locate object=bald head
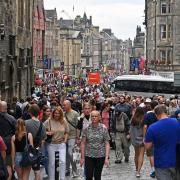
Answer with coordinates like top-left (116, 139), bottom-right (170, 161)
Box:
top-left (63, 100), bottom-right (72, 112)
top-left (0, 101), bottom-right (7, 112)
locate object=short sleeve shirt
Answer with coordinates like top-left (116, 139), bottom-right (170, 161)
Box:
top-left (25, 119), bottom-right (47, 146)
top-left (65, 110), bottom-right (79, 139)
top-left (44, 118), bottom-right (69, 144)
top-left (0, 136), bottom-right (6, 151)
top-left (82, 123), bottom-right (110, 158)
top-left (145, 118), bottom-right (180, 168)
top-left (144, 111), bottom-right (157, 128)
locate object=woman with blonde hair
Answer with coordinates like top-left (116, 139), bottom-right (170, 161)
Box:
top-left (44, 106), bottom-right (69, 180)
top-left (11, 118), bottom-right (33, 180)
top-left (130, 107), bottom-right (145, 178)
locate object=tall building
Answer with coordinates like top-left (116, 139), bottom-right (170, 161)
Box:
top-left (33, 0), bottom-right (45, 72)
top-left (145, 0), bottom-right (180, 73)
top-left (45, 8), bottom-right (60, 70)
top-left (0, 0), bottom-right (33, 101)
top-left (133, 26), bottom-right (145, 58)
top-left (58, 19), bottom-right (81, 76)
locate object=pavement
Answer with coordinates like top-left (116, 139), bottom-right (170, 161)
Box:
top-left (29, 146), bottom-right (156, 180)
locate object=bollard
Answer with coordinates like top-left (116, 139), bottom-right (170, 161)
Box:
top-left (55, 151), bottom-right (59, 180)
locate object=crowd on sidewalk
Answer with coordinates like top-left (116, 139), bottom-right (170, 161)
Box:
top-left (0, 79), bottom-right (180, 180)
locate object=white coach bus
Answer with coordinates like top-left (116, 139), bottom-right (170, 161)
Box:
top-left (112, 75), bottom-right (179, 94)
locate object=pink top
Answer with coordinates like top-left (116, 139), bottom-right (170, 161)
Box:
top-left (101, 111), bottom-right (109, 129)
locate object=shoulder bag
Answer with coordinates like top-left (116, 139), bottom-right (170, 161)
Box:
top-left (65, 114), bottom-right (77, 129)
top-left (45, 120), bottom-right (53, 143)
top-left (20, 133), bottom-right (40, 167)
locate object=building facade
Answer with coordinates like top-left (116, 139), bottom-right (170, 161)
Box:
top-left (132, 26), bottom-right (145, 58)
top-left (59, 28), bottom-right (81, 76)
top-left (145, 0), bottom-right (180, 72)
top-left (33, 0), bottom-right (45, 72)
top-left (45, 8), bottom-right (60, 70)
top-left (0, 0), bottom-right (33, 101)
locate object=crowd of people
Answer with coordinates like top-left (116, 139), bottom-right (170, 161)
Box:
top-left (0, 80), bottom-right (180, 180)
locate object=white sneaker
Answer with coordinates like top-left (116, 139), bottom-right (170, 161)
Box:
top-left (136, 173), bottom-right (140, 178)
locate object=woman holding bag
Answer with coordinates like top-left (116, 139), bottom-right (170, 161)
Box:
top-left (44, 106), bottom-right (69, 180)
top-left (11, 118), bottom-right (33, 180)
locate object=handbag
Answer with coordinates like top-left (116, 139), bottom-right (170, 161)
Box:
top-left (45, 120), bottom-right (53, 143)
top-left (20, 133), bottom-right (40, 167)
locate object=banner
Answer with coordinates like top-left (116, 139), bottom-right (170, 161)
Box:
top-left (87, 72), bottom-right (100, 85)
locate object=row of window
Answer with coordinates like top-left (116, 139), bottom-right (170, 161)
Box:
top-left (148, 24), bottom-right (172, 40)
top-left (161, 0), bottom-right (171, 14)
top-left (147, 49), bottom-right (172, 62)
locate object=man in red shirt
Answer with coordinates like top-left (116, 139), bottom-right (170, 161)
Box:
top-left (0, 136), bottom-right (7, 160)
top-left (0, 136), bottom-right (8, 180)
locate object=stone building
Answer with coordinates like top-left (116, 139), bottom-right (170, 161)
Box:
top-left (74, 13), bottom-right (94, 71)
top-left (145, 0), bottom-right (180, 72)
top-left (91, 26), bottom-right (103, 70)
top-left (0, 0), bottom-right (33, 101)
top-left (100, 29), bottom-right (121, 74)
top-left (33, 0), bottom-right (45, 72)
top-left (132, 26), bottom-right (145, 58)
top-left (45, 8), bottom-right (60, 69)
top-left (58, 25), bottom-right (81, 76)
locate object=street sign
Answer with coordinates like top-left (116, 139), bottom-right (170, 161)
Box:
top-left (174, 72), bottom-right (180, 87)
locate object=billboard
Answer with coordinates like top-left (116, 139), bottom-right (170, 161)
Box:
top-left (87, 72), bottom-right (101, 85)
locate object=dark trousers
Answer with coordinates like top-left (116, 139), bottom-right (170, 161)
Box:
top-left (85, 156), bottom-right (105, 180)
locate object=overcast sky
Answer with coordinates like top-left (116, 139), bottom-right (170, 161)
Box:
top-left (44, 0), bottom-right (145, 40)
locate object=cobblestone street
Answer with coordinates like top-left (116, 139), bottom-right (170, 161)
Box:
top-left (30, 146), bottom-right (155, 180)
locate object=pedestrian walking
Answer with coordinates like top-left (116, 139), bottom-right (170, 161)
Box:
top-left (44, 106), bottom-right (69, 180)
top-left (25, 104), bottom-right (46, 180)
top-left (63, 100), bottom-right (79, 177)
top-left (130, 107), bottom-right (145, 178)
top-left (11, 118), bottom-right (33, 180)
top-left (80, 110), bottom-right (110, 180)
top-left (0, 101), bottom-right (16, 180)
top-left (145, 105), bottom-right (180, 180)
top-left (143, 100), bottom-right (158, 178)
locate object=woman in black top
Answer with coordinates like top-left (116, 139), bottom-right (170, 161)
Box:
top-left (11, 118), bottom-right (33, 180)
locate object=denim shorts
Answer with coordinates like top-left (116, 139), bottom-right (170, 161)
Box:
top-left (15, 152), bottom-right (23, 167)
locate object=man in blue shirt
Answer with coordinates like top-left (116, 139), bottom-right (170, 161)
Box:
top-left (145, 105), bottom-right (180, 180)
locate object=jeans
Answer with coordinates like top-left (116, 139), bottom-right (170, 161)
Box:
top-left (155, 167), bottom-right (177, 180)
top-left (15, 152), bottom-right (23, 167)
top-left (66, 139), bottom-right (78, 173)
top-left (85, 156), bottom-right (105, 180)
top-left (48, 143), bottom-right (66, 180)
